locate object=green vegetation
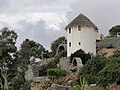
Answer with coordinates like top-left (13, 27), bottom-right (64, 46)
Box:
top-left (54, 50), bottom-right (67, 64)
top-left (79, 56), bottom-right (107, 84)
top-left (0, 27), bottom-right (49, 90)
top-left (0, 27), bottom-right (18, 90)
top-left (70, 49), bottom-right (91, 65)
top-left (0, 26), bottom-right (120, 89)
top-left (109, 25), bottom-right (120, 36)
top-left (77, 53), bottom-right (120, 88)
top-left (73, 77), bottom-right (87, 90)
top-left (47, 68), bottom-right (67, 79)
top-left (97, 57), bottom-right (120, 87)
top-left (50, 36), bottom-right (66, 56)
top-left (46, 61), bottom-right (57, 69)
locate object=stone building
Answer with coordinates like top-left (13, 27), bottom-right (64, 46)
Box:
top-left (65, 14), bottom-right (100, 57)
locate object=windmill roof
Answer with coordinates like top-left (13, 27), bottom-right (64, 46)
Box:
top-left (65, 14), bottom-right (98, 30)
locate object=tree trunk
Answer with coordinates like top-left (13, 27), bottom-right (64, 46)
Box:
top-left (1, 74), bottom-right (8, 90)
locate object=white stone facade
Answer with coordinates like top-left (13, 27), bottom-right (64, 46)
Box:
top-left (65, 14), bottom-right (99, 57)
top-left (67, 26), bottom-right (97, 57)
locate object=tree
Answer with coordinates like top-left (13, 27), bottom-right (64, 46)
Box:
top-left (70, 49), bottom-right (91, 65)
top-left (51, 36), bottom-right (66, 56)
top-left (79, 56), bottom-right (107, 84)
top-left (0, 27), bottom-right (18, 90)
top-left (16, 39), bottom-right (46, 89)
top-left (109, 25), bottom-right (120, 36)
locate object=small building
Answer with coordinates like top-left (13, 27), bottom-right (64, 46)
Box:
top-left (65, 14), bottom-right (99, 57)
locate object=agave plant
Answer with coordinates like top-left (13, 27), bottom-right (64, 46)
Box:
top-left (73, 77), bottom-right (87, 90)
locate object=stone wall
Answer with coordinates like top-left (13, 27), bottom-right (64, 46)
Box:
top-left (97, 37), bottom-right (120, 48)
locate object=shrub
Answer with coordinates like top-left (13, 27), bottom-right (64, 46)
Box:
top-left (70, 49), bottom-right (91, 65)
top-left (97, 57), bottom-right (120, 87)
top-left (79, 56), bottom-right (107, 84)
top-left (73, 77), bottom-right (87, 90)
top-left (47, 68), bottom-right (67, 79)
top-left (46, 61), bottom-right (57, 69)
top-left (110, 52), bottom-right (120, 58)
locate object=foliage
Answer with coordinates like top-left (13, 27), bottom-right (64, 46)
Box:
top-left (10, 73), bottom-right (32, 90)
top-left (70, 49), bottom-right (91, 65)
top-left (18, 39), bottom-right (46, 74)
top-left (47, 68), bottom-right (67, 79)
top-left (79, 56), bottom-right (107, 84)
top-left (78, 53), bottom-right (120, 88)
top-left (43, 50), bottom-right (67, 76)
top-left (16, 39), bottom-right (46, 89)
top-left (19, 39), bottom-right (45, 60)
top-left (51, 36), bottom-right (66, 56)
top-left (110, 52), bottom-right (120, 58)
top-left (54, 50), bottom-right (67, 64)
top-left (109, 25), bottom-right (120, 36)
top-left (46, 61), bottom-right (57, 69)
top-left (73, 77), bottom-right (87, 90)
top-left (97, 57), bottom-right (120, 87)
top-left (43, 50), bottom-right (53, 59)
top-left (0, 27), bottom-right (18, 90)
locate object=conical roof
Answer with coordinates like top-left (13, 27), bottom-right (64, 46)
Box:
top-left (65, 14), bottom-right (98, 30)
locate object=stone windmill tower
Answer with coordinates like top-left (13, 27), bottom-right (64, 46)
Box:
top-left (65, 14), bottom-right (99, 57)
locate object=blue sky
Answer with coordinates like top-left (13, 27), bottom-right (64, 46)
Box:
top-left (0, 0), bottom-right (120, 50)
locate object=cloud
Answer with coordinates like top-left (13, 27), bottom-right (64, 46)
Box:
top-left (0, 0), bottom-right (71, 50)
top-left (0, 19), bottom-right (66, 50)
top-left (0, 0), bottom-right (76, 14)
top-left (0, 0), bottom-right (10, 8)
top-left (17, 20), bottom-right (66, 50)
top-left (67, 0), bottom-right (120, 36)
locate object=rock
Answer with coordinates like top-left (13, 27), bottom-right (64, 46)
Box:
top-left (25, 65), bottom-right (34, 81)
top-left (47, 84), bottom-right (72, 90)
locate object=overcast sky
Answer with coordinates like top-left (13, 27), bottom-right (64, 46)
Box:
top-left (0, 0), bottom-right (120, 50)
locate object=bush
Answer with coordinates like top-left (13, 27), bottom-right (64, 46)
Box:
top-left (46, 61), bottom-right (57, 69)
top-left (97, 57), bottom-right (120, 87)
top-left (70, 49), bottom-right (91, 65)
top-left (110, 52), bottom-right (120, 58)
top-left (79, 56), bottom-right (107, 84)
top-left (47, 68), bottom-right (67, 79)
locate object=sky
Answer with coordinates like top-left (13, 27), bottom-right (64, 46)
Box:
top-left (0, 0), bottom-right (120, 50)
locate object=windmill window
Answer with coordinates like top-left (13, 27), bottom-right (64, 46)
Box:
top-left (69, 42), bottom-right (71, 47)
top-left (79, 42), bottom-right (81, 45)
top-left (78, 26), bottom-right (81, 31)
top-left (69, 28), bottom-right (71, 33)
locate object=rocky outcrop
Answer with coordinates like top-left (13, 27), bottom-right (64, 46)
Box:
top-left (47, 84), bottom-right (72, 90)
top-left (97, 47), bottom-right (120, 57)
top-left (97, 37), bottom-right (120, 48)
top-left (59, 57), bottom-right (71, 72)
top-left (25, 65), bottom-right (34, 81)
